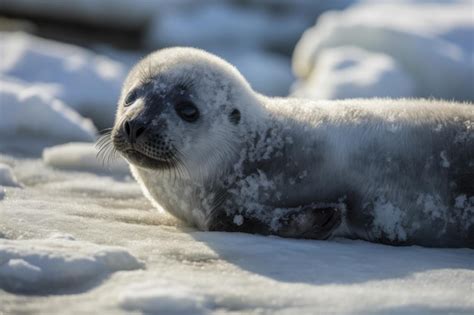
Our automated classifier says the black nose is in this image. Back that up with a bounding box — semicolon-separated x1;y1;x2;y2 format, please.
123;120;147;144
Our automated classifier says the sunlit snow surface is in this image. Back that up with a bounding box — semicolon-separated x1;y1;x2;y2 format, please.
1;147;473;314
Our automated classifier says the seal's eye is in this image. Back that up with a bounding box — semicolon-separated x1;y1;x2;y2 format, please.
229;109;241;125
124;90;138;107
175;101;199;122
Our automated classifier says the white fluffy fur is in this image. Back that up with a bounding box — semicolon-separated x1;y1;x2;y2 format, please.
115;47;473;247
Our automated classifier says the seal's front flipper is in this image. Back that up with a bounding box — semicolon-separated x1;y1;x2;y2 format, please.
207;203;342;240
275;205;342;239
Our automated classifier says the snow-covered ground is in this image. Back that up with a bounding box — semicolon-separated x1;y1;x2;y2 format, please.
1;0;474;313
1;148;473;314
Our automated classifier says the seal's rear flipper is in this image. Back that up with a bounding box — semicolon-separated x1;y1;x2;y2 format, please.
276;205;342;239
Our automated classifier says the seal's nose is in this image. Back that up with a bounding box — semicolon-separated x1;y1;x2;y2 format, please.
123;119;147;144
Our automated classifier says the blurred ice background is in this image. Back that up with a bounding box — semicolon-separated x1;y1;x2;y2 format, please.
1;0;473;140
1;1;473;314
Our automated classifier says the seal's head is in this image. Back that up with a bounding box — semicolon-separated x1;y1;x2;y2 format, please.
110;47;264;176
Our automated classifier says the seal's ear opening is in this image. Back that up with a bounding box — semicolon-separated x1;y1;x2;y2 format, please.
229;109;241;124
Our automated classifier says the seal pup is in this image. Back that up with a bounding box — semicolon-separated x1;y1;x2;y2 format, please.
102;47;474;248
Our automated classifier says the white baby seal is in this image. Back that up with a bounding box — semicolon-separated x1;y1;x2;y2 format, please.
103;47;474;248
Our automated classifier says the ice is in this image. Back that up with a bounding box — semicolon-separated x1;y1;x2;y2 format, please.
1;158;473;314
43;142;130;175
0;163;21;187
0;32;126;128
0;1;354;50
1;1;473;313
292;47;415;99
0;238;144;294
215;50;295;97
372;198;407;242
0;0;187;32
292;0;474;101
146;3;307;51
0;0;160;28
1;259;42;283
119;280;211;314
0;78;97;154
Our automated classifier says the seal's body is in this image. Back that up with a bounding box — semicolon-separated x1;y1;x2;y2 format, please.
108;47;474;248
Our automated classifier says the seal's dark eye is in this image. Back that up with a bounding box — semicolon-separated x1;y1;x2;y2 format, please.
175;101;199;122
229;109;241;125
124;90;138;106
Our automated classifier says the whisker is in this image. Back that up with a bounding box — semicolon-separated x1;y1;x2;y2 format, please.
95;129;119;167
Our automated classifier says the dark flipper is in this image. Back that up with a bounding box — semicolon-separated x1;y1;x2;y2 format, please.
207;204;342;240
276;205;342;239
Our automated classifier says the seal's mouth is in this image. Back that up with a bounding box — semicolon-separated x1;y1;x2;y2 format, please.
121;148;175;170
105;126;177;171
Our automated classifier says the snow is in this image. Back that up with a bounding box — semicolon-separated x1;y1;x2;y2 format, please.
214;50;295;97
372;198;407;242
146;3;307;51
440;150;450;168
43;142;130;175
0;1;359;99
0;0;154;28
0;163;21;187
1;153;473;314
292;0;474;101
119;280;211;314
292;47;415;99
0;0;354;47
0;79;97;154
0;238;144;294
0;32;126;128
1;1;473;313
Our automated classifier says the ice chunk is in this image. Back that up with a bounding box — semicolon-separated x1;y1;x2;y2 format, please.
0;32;126;128
215;50;294;96
292;47;414;99
43;142;129;175
0;163;21;187
0;79;97;154
147;3;306;51
293;0;474;101
0;238;144;294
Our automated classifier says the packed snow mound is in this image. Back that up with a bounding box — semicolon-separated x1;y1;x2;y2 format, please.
43;142;130;175
0;32;126;128
0;163;21;187
293;47;415;99
0;238;144;294
292;0;474;101
0;79;97;154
